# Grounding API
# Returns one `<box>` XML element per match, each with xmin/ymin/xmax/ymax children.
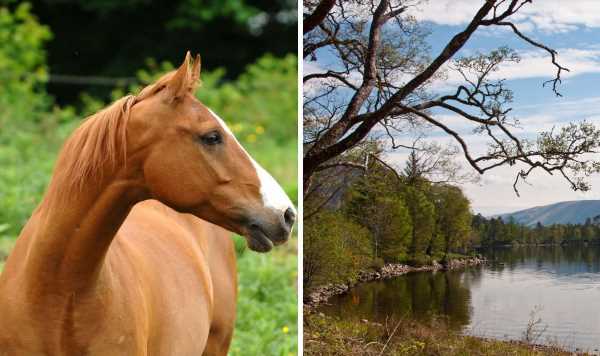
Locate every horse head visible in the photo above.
<box><xmin>127</xmin><ymin>52</ymin><xmax>296</xmax><ymax>252</ymax></box>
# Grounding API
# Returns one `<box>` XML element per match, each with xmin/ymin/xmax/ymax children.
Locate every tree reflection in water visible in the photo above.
<box><xmin>320</xmin><ymin>268</ymin><xmax>481</xmax><ymax>331</ymax></box>
<box><xmin>319</xmin><ymin>245</ymin><xmax>600</xmax><ymax>352</ymax></box>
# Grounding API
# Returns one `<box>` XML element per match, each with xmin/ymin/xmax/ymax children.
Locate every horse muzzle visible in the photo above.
<box><xmin>244</xmin><ymin>207</ymin><xmax>296</xmax><ymax>253</ymax></box>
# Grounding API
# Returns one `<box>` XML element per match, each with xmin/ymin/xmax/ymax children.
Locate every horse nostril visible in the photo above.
<box><xmin>283</xmin><ymin>207</ymin><xmax>296</xmax><ymax>227</ymax></box>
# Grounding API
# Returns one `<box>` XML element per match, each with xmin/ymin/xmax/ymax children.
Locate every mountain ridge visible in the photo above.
<box><xmin>495</xmin><ymin>200</ymin><xmax>600</xmax><ymax>226</ymax></box>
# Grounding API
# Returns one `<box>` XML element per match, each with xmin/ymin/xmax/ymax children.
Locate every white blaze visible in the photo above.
<box><xmin>207</xmin><ymin>108</ymin><xmax>295</xmax><ymax>213</ymax></box>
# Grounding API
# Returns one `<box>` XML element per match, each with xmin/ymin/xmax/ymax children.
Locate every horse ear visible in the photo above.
<box><xmin>165</xmin><ymin>51</ymin><xmax>192</xmax><ymax>102</ymax></box>
<box><xmin>191</xmin><ymin>54</ymin><xmax>201</xmax><ymax>84</ymax></box>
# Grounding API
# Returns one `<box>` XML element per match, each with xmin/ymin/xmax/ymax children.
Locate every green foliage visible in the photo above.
<box><xmin>45</xmin><ymin>0</ymin><xmax>259</xmax><ymax>22</ymax></box>
<box><xmin>56</xmin><ymin>0</ymin><xmax>260</xmax><ymax>25</ymax></box>
<box><xmin>0</xmin><ymin>3</ymin><xmax>61</xmax><ymax>238</ymax></box>
<box><xmin>231</xmin><ymin>238</ymin><xmax>297</xmax><ymax>356</ymax></box>
<box><xmin>168</xmin><ymin>0</ymin><xmax>259</xmax><ymax>30</ymax></box>
<box><xmin>345</xmin><ymin>172</ymin><xmax>412</xmax><ymax>263</ymax></box>
<box><xmin>473</xmin><ymin>214</ymin><xmax>600</xmax><ymax>247</ymax></box>
<box><xmin>304</xmin><ymin>211</ymin><xmax>371</xmax><ymax>290</ymax></box>
<box><xmin>2</xmin><ymin>0</ymin><xmax>297</xmax><ymax>105</ymax></box>
<box><xmin>0</xmin><ymin>2</ymin><xmax>51</xmax><ymax>123</ymax></box>
<box><xmin>431</xmin><ymin>185</ymin><xmax>472</xmax><ymax>254</ymax></box>
<box><xmin>304</xmin><ymin>313</ymin><xmax>572</xmax><ymax>356</ymax></box>
<box><xmin>404</xmin><ymin>186</ymin><xmax>435</xmax><ymax>261</ymax></box>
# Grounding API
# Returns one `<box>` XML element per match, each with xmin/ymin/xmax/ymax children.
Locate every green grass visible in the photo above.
<box><xmin>229</xmin><ymin>131</ymin><xmax>298</xmax><ymax>356</ymax></box>
<box><xmin>231</xmin><ymin>236</ymin><xmax>297</xmax><ymax>356</ymax></box>
<box><xmin>304</xmin><ymin>314</ymin><xmax>577</xmax><ymax>356</ymax></box>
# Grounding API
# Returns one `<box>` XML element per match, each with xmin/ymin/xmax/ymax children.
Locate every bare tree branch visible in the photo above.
<box><xmin>304</xmin><ymin>0</ymin><xmax>496</xmax><ymax>179</ymax></box>
<box><xmin>304</xmin><ymin>0</ymin><xmax>336</xmax><ymax>34</ymax></box>
<box><xmin>303</xmin><ymin>0</ymin><xmax>600</xmax><ymax>195</ymax></box>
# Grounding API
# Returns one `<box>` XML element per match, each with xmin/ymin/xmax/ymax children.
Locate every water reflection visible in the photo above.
<box><xmin>321</xmin><ymin>269</ymin><xmax>475</xmax><ymax>329</ymax></box>
<box><xmin>319</xmin><ymin>245</ymin><xmax>600</xmax><ymax>352</ymax></box>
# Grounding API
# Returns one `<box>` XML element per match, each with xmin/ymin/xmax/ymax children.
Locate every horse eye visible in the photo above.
<box><xmin>199</xmin><ymin>131</ymin><xmax>223</xmax><ymax>146</ymax></box>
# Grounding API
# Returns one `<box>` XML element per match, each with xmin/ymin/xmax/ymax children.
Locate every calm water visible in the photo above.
<box><xmin>319</xmin><ymin>245</ymin><xmax>600</xmax><ymax>352</ymax></box>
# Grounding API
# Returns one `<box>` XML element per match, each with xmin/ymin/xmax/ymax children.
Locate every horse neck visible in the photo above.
<box><xmin>23</xmin><ymin>156</ymin><xmax>148</xmax><ymax>295</ymax></box>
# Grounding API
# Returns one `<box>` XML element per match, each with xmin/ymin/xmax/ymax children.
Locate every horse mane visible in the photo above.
<box><xmin>45</xmin><ymin>69</ymin><xmax>200</xmax><ymax>200</ymax></box>
<box><xmin>57</xmin><ymin>94</ymin><xmax>136</xmax><ymax>194</ymax></box>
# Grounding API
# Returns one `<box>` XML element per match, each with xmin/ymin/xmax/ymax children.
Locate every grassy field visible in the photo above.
<box><xmin>229</xmin><ymin>139</ymin><xmax>298</xmax><ymax>355</ymax></box>
<box><xmin>304</xmin><ymin>313</ymin><xmax>580</xmax><ymax>356</ymax></box>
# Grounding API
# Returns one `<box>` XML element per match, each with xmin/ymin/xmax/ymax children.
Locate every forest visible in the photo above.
<box><xmin>304</xmin><ymin>147</ymin><xmax>473</xmax><ymax>290</ymax></box>
<box><xmin>474</xmin><ymin>215</ymin><xmax>600</xmax><ymax>247</ymax></box>
<box><xmin>304</xmin><ymin>144</ymin><xmax>600</xmax><ymax>292</ymax></box>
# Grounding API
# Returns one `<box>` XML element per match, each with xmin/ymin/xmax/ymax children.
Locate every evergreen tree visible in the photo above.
<box><xmin>405</xmin><ymin>187</ymin><xmax>436</xmax><ymax>262</ymax></box>
<box><xmin>431</xmin><ymin>185</ymin><xmax>472</xmax><ymax>255</ymax></box>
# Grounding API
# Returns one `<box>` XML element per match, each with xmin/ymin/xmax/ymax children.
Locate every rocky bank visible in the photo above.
<box><xmin>305</xmin><ymin>256</ymin><xmax>486</xmax><ymax>310</ymax></box>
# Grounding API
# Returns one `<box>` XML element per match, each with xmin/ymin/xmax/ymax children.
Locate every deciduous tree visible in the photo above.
<box><xmin>303</xmin><ymin>0</ymin><xmax>600</xmax><ymax>195</ymax></box>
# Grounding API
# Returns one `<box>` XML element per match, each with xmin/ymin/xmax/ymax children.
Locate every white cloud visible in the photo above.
<box><xmin>410</xmin><ymin>0</ymin><xmax>600</xmax><ymax>33</ymax></box>
<box><xmin>517</xmin><ymin>97</ymin><xmax>600</xmax><ymax>126</ymax></box>
<box><xmin>430</xmin><ymin>47</ymin><xmax>600</xmax><ymax>93</ymax></box>
<box><xmin>303</xmin><ymin>61</ymin><xmax>323</xmax><ymax>75</ymax></box>
<box><xmin>514</xmin><ymin>1</ymin><xmax>600</xmax><ymax>32</ymax></box>
<box><xmin>409</xmin><ymin>1</ymin><xmax>480</xmax><ymax>26</ymax></box>
<box><xmin>495</xmin><ymin>48</ymin><xmax>600</xmax><ymax>80</ymax></box>
<box><xmin>379</xmin><ymin>95</ymin><xmax>600</xmax><ymax>215</ymax></box>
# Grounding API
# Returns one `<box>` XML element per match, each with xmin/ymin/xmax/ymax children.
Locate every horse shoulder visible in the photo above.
<box><xmin>111</xmin><ymin>202</ymin><xmax>216</xmax><ymax>353</ymax></box>
<box><xmin>182</xmin><ymin>218</ymin><xmax>238</xmax><ymax>356</ymax></box>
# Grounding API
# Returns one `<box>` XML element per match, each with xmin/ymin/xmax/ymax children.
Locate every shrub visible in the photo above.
<box><xmin>0</xmin><ymin>2</ymin><xmax>52</xmax><ymax>125</ymax></box>
<box><xmin>369</xmin><ymin>257</ymin><xmax>385</xmax><ymax>270</ymax></box>
<box><xmin>304</xmin><ymin>211</ymin><xmax>372</xmax><ymax>290</ymax></box>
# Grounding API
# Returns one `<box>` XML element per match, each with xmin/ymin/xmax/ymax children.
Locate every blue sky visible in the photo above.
<box><xmin>305</xmin><ymin>1</ymin><xmax>600</xmax><ymax>215</ymax></box>
<box><xmin>410</xmin><ymin>1</ymin><xmax>600</xmax><ymax>215</ymax></box>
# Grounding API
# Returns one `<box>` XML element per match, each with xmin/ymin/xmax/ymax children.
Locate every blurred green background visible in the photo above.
<box><xmin>0</xmin><ymin>2</ymin><xmax>298</xmax><ymax>355</ymax></box>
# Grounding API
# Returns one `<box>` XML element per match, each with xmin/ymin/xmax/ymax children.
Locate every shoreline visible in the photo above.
<box><xmin>304</xmin><ymin>313</ymin><xmax>585</xmax><ymax>355</ymax></box>
<box><xmin>304</xmin><ymin>256</ymin><xmax>486</xmax><ymax>310</ymax></box>
<box><xmin>304</xmin><ymin>256</ymin><xmax>587</xmax><ymax>355</ymax></box>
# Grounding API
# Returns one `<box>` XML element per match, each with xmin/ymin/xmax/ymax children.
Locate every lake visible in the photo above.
<box><xmin>319</xmin><ymin>245</ymin><xmax>600</xmax><ymax>353</ymax></box>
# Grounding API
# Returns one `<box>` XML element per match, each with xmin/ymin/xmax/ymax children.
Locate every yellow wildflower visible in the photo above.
<box><xmin>246</xmin><ymin>134</ymin><xmax>257</xmax><ymax>143</ymax></box>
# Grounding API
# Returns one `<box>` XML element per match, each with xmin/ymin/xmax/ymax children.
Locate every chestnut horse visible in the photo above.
<box><xmin>0</xmin><ymin>52</ymin><xmax>296</xmax><ymax>355</ymax></box>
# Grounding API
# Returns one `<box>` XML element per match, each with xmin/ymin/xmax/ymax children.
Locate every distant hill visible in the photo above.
<box><xmin>496</xmin><ymin>200</ymin><xmax>600</xmax><ymax>226</ymax></box>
